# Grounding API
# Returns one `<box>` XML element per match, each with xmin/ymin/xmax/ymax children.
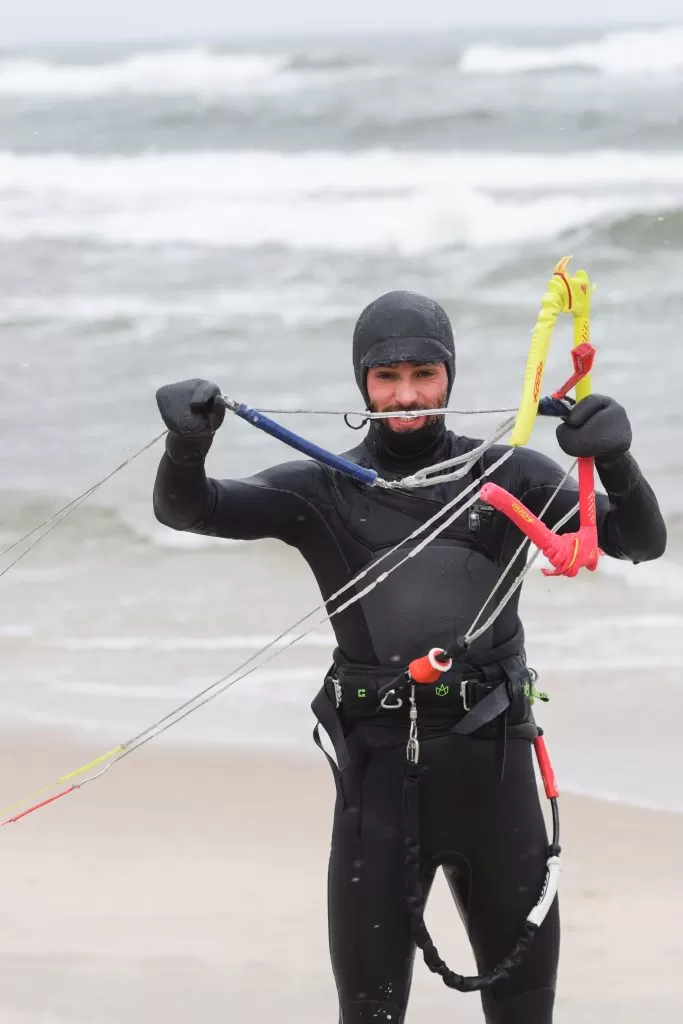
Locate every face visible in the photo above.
<box><xmin>365</xmin><ymin>362</ymin><xmax>448</xmax><ymax>432</ymax></box>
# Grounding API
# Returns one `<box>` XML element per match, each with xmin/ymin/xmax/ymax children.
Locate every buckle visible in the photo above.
<box><xmin>460</xmin><ymin>679</ymin><xmax>478</xmax><ymax>712</ymax></box>
<box><xmin>378</xmin><ymin>673</ymin><xmax>408</xmax><ymax>710</ymax></box>
<box><xmin>380</xmin><ymin>689</ymin><xmax>404</xmax><ymax>710</ymax></box>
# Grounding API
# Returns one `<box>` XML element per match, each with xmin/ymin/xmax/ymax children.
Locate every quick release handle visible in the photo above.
<box><xmin>408</xmin><ymin>648</ymin><xmax>453</xmax><ymax>684</ymax></box>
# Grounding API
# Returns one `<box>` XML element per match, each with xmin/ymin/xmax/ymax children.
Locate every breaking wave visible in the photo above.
<box><xmin>0</xmin><ymin>47</ymin><xmax>375</xmax><ymax>98</ymax></box>
<box><xmin>2</xmin><ymin>148</ymin><xmax>683</xmax><ymax>252</ymax></box>
<box><xmin>459</xmin><ymin>26</ymin><xmax>683</xmax><ymax>76</ymax></box>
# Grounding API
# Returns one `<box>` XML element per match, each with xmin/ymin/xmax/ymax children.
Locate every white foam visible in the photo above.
<box><xmin>0</xmin><ymin>49</ymin><xmax>302</xmax><ymax>98</ymax></box>
<box><xmin>146</xmin><ymin>527</ymin><xmax>241</xmax><ymax>551</ymax></box>
<box><xmin>0</xmin><ymin>624</ymin><xmax>35</xmax><ymax>638</ymax></box>
<box><xmin>48</xmin><ymin>666</ymin><xmax>325</xmax><ymax>699</ymax></box>
<box><xmin>56</xmin><ymin>633</ymin><xmax>334</xmax><ymax>652</ymax></box>
<box><xmin>1</xmin><ymin>148</ymin><xmax>682</xmax><ymax>252</ymax></box>
<box><xmin>460</xmin><ymin>26</ymin><xmax>683</xmax><ymax>76</ymax></box>
<box><xmin>0</xmin><ymin>288</ymin><xmax>357</xmax><ymax>327</ymax></box>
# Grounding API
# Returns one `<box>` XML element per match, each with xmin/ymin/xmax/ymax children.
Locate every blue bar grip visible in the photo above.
<box><xmin>538</xmin><ymin>396</ymin><xmax>573</xmax><ymax>419</ymax></box>
<box><xmin>235</xmin><ymin>403</ymin><xmax>378</xmax><ymax>486</ymax></box>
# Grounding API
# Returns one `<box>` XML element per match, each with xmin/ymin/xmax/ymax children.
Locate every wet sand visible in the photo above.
<box><xmin>0</xmin><ymin>734</ymin><xmax>681</xmax><ymax>1023</ymax></box>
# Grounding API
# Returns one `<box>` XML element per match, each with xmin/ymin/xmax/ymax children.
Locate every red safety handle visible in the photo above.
<box><xmin>534</xmin><ymin>736</ymin><xmax>559</xmax><ymax>799</ymax></box>
<box><xmin>479</xmin><ymin>481</ymin><xmax>599</xmax><ymax>577</ymax></box>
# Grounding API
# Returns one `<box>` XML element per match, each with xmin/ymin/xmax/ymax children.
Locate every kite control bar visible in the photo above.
<box><xmin>481</xmin><ymin>268</ymin><xmax>600</xmax><ymax>579</ymax></box>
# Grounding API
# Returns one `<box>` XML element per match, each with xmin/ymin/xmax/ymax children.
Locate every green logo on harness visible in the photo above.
<box><xmin>357</xmin><ymin>688</ymin><xmax>367</xmax><ymax>698</ymax></box>
<box><xmin>523</xmin><ymin>681</ymin><xmax>550</xmax><ymax>705</ymax></box>
<box><xmin>435</xmin><ymin>683</ymin><xmax>449</xmax><ymax>697</ymax></box>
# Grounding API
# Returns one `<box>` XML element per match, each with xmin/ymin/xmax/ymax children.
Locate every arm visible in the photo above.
<box><xmin>153</xmin><ymin>432</ymin><xmax>216</xmax><ymax>532</ymax></box>
<box><xmin>154</xmin><ymin>432</ymin><xmax>328</xmax><ymax>545</ymax></box>
<box><xmin>594</xmin><ymin>450</ymin><xmax>666</xmax><ymax>562</ymax></box>
<box><xmin>153</xmin><ymin>379</ymin><xmax>329</xmax><ymax>544</ymax></box>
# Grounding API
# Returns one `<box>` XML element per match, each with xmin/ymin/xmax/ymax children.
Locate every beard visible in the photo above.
<box><xmin>370</xmin><ymin>388</ymin><xmax>448</xmax><ymax>433</ymax></box>
<box><xmin>368</xmin><ymin>387</ymin><xmax>449</xmax><ymax>460</ymax></box>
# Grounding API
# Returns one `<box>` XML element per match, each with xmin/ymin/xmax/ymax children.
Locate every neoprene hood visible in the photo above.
<box><xmin>352</xmin><ymin>290</ymin><xmax>456</xmax><ymax>404</ymax></box>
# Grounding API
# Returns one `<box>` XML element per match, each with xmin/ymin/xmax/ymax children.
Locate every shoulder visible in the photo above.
<box><xmin>246</xmin><ymin>458</ymin><xmax>330</xmax><ymax>499</ymax></box>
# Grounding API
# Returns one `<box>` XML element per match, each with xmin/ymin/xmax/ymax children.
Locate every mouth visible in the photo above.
<box><xmin>388</xmin><ymin>410</ymin><xmax>428</xmax><ymax>431</ymax></box>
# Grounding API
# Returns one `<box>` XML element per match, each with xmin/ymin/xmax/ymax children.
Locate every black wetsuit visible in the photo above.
<box><xmin>154</xmin><ymin>424</ymin><xmax>666</xmax><ymax>1024</ymax></box>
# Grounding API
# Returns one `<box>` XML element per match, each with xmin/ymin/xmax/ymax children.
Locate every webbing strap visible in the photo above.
<box><xmin>311</xmin><ymin>684</ymin><xmax>352</xmax><ymax>775</ymax></box>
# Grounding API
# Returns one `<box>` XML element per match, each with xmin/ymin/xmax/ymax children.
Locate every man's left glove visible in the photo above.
<box><xmin>556</xmin><ymin>394</ymin><xmax>632</xmax><ymax>460</ymax></box>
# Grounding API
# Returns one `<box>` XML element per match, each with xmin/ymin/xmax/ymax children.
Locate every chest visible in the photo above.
<box><xmin>330</xmin><ymin>477</ymin><xmax>509</xmax><ymax>565</ymax></box>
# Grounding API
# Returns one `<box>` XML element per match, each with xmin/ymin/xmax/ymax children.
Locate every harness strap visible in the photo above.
<box><xmin>454</xmin><ymin>655</ymin><xmax>531</xmax><ymax>729</ymax></box>
<box><xmin>311</xmin><ymin>685</ymin><xmax>351</xmax><ymax>806</ymax></box>
<box><xmin>452</xmin><ymin>682</ymin><xmax>510</xmax><ymax>736</ymax></box>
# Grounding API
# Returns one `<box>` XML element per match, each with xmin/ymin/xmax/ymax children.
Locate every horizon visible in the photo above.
<box><xmin>0</xmin><ymin>9</ymin><xmax>681</xmax><ymax>49</ymax></box>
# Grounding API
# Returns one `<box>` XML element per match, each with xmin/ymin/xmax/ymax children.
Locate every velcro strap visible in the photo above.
<box><xmin>453</xmin><ymin>682</ymin><xmax>510</xmax><ymax>735</ymax></box>
<box><xmin>454</xmin><ymin>656</ymin><xmax>532</xmax><ymax>736</ymax></box>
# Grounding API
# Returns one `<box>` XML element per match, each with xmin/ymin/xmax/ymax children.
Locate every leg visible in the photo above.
<box><xmin>327</xmin><ymin>730</ymin><xmax>436</xmax><ymax>1023</ymax></box>
<box><xmin>441</xmin><ymin>738</ymin><xmax>560</xmax><ymax>1024</ymax></box>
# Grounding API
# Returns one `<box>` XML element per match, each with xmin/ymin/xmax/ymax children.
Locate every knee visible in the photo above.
<box><xmin>481</xmin><ymin>985</ymin><xmax>555</xmax><ymax>1024</ymax></box>
<box><xmin>340</xmin><ymin>998</ymin><xmax>405</xmax><ymax>1023</ymax></box>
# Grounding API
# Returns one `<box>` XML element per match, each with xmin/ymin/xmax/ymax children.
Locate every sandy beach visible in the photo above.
<box><xmin>0</xmin><ymin>732</ymin><xmax>681</xmax><ymax>1023</ymax></box>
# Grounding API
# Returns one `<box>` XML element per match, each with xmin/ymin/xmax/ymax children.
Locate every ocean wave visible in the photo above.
<box><xmin>459</xmin><ymin>26</ymin><xmax>683</xmax><ymax>76</ymax></box>
<box><xmin>0</xmin><ymin>47</ymin><xmax>380</xmax><ymax>99</ymax></box>
<box><xmin>1</xmin><ymin>148</ymin><xmax>683</xmax><ymax>252</ymax></box>
<box><xmin>43</xmin><ymin>667</ymin><xmax>326</xmax><ymax>699</ymax></box>
<box><xmin>3</xmin><ymin>29</ymin><xmax>682</xmax><ymax>104</ymax></box>
<box><xmin>0</xmin><ymin>49</ymin><xmax>289</xmax><ymax>98</ymax></box>
<box><xmin>598</xmin><ymin>207</ymin><xmax>683</xmax><ymax>248</ymax></box>
<box><xmin>56</xmin><ymin>633</ymin><xmax>333</xmax><ymax>652</ymax></box>
<box><xmin>0</xmin><ymin>624</ymin><xmax>35</xmax><ymax>638</ymax></box>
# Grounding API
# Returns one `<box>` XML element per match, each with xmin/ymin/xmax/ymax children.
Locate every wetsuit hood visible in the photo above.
<box><xmin>352</xmin><ymin>290</ymin><xmax>455</xmax><ymax>402</ymax></box>
<box><xmin>352</xmin><ymin>290</ymin><xmax>456</xmax><ymax>466</ymax></box>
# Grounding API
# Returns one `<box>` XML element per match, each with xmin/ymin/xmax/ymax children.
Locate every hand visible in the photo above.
<box><xmin>156</xmin><ymin>378</ymin><xmax>225</xmax><ymax>437</ymax></box>
<box><xmin>556</xmin><ymin>394</ymin><xmax>631</xmax><ymax>460</ymax></box>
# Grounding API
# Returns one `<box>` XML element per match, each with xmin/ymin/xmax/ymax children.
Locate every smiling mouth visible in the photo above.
<box><xmin>390</xmin><ymin>411</ymin><xmax>428</xmax><ymax>429</ymax></box>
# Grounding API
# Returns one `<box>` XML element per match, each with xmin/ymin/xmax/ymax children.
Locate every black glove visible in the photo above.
<box><xmin>156</xmin><ymin>378</ymin><xmax>225</xmax><ymax>437</ymax></box>
<box><xmin>556</xmin><ymin>393</ymin><xmax>632</xmax><ymax>460</ymax></box>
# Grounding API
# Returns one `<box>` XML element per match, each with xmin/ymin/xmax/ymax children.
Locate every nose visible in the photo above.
<box><xmin>395</xmin><ymin>377</ymin><xmax>419</xmax><ymax>406</ymax></box>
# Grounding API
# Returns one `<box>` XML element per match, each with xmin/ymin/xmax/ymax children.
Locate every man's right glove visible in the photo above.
<box><xmin>156</xmin><ymin>378</ymin><xmax>225</xmax><ymax>437</ymax></box>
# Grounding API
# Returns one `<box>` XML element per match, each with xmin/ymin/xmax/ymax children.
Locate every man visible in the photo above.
<box><xmin>153</xmin><ymin>290</ymin><xmax>666</xmax><ymax>1024</ymax></box>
